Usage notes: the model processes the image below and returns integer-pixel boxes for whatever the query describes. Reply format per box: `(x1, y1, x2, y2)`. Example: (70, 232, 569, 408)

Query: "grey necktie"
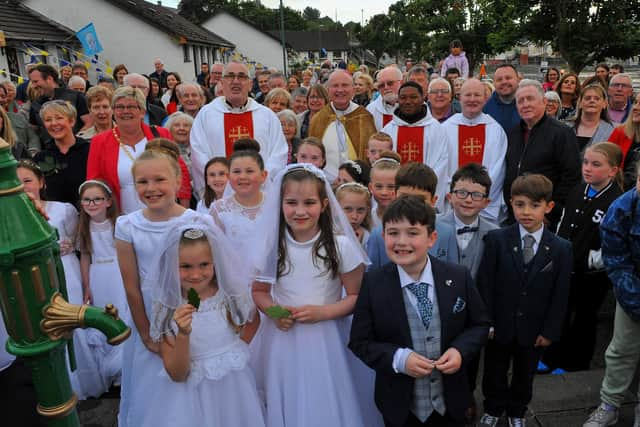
(523, 234, 536, 264)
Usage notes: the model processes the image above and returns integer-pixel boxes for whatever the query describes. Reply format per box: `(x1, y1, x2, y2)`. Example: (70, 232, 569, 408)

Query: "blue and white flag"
(76, 23, 103, 56)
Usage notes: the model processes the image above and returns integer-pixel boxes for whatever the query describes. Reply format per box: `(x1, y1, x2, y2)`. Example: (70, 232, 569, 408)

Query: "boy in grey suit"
(441, 163, 498, 423)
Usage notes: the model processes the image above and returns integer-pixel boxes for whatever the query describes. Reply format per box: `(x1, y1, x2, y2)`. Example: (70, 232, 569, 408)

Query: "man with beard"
(28, 64, 91, 141)
(382, 81, 449, 211)
(190, 61, 287, 195)
(443, 78, 507, 223)
(309, 69, 376, 182)
(368, 66, 403, 130)
(483, 64, 521, 133)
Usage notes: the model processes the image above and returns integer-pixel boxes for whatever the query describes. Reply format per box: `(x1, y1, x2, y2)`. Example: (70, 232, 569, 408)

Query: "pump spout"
(41, 293, 131, 344)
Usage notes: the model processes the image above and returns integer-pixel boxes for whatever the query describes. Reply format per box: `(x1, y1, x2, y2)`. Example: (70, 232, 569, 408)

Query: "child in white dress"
(114, 148, 206, 427)
(195, 157, 228, 214)
(16, 160, 106, 399)
(145, 224, 264, 427)
(336, 182, 373, 251)
(250, 164, 373, 427)
(77, 179, 130, 388)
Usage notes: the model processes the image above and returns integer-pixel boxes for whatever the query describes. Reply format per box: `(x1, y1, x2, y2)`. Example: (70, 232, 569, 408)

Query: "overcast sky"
(159, 0, 392, 24)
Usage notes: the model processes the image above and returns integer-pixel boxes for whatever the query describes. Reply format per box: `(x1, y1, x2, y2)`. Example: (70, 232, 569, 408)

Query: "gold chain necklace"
(113, 126, 139, 162)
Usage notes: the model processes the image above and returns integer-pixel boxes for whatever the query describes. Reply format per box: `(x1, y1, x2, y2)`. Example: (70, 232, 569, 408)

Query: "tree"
(303, 7, 321, 21)
(178, 0, 238, 24)
(359, 14, 396, 61)
(524, 0, 640, 73)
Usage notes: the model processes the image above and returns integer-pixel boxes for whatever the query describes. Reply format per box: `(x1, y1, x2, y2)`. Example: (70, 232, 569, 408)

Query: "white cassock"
(382, 109, 449, 213)
(366, 96, 397, 131)
(190, 97, 288, 195)
(442, 112, 507, 222)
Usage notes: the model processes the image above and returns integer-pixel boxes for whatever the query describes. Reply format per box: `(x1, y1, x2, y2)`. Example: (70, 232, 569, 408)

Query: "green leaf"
(187, 288, 200, 310)
(265, 305, 292, 319)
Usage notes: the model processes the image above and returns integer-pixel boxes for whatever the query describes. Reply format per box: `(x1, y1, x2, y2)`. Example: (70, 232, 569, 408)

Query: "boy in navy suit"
(368, 163, 459, 269)
(350, 196, 489, 427)
(477, 174, 572, 427)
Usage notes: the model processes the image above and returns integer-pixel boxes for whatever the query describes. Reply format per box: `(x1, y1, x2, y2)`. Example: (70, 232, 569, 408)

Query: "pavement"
(77, 291, 639, 427)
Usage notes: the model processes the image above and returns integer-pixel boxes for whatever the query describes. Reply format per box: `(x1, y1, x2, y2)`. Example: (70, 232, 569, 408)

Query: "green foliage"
(187, 288, 200, 310)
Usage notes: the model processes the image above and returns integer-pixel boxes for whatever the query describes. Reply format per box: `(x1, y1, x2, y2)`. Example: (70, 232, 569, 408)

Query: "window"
(183, 45, 191, 62)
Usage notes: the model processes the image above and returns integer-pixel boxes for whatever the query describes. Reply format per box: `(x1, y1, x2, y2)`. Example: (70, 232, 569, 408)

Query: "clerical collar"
(461, 113, 484, 125)
(331, 102, 357, 117)
(225, 99, 250, 113)
(395, 105, 428, 124)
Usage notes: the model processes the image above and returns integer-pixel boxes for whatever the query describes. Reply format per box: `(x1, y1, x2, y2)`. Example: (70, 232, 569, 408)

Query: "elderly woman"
(165, 111, 194, 171)
(353, 73, 374, 106)
(555, 72, 581, 121)
(33, 100, 89, 205)
(571, 84, 614, 152)
(299, 83, 329, 139)
(278, 109, 301, 164)
(544, 91, 562, 119)
(265, 88, 292, 114)
(113, 64, 129, 87)
(86, 86, 174, 213)
(77, 86, 115, 140)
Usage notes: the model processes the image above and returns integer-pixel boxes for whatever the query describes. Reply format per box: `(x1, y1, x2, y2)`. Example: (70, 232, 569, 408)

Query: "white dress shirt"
(519, 224, 544, 256)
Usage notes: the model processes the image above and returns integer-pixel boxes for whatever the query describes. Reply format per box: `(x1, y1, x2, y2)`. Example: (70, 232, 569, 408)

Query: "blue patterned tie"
(406, 282, 433, 329)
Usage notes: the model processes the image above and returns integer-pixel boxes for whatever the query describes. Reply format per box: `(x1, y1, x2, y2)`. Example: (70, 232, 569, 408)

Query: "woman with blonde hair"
(265, 88, 292, 114)
(353, 73, 374, 106)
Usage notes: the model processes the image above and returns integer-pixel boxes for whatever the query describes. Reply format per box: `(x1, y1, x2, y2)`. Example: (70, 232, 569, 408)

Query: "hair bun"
(233, 138, 261, 153)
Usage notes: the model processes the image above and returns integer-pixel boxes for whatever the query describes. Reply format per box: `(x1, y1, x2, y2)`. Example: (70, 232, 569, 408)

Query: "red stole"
(458, 124, 486, 166)
(223, 112, 254, 157)
(396, 126, 425, 164)
(383, 114, 392, 127)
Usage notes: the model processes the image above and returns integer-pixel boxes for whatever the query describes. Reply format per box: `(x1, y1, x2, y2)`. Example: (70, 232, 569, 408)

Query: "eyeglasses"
(308, 95, 324, 100)
(610, 83, 631, 89)
(378, 80, 400, 88)
(223, 73, 249, 81)
(429, 89, 450, 95)
(80, 197, 107, 206)
(451, 190, 487, 201)
(113, 105, 140, 112)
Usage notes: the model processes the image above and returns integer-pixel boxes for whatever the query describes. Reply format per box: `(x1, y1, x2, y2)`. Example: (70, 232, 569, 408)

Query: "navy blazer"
(476, 224, 572, 346)
(349, 257, 489, 426)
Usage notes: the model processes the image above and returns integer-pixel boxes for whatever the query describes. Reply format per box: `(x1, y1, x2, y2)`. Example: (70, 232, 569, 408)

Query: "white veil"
(250, 163, 369, 285)
(149, 216, 255, 342)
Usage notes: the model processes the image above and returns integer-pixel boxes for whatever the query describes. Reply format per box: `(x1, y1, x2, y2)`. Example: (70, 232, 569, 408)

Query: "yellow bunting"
(17, 77, 24, 84)
(106, 66, 113, 74)
(105, 60, 110, 66)
(40, 50, 49, 57)
(84, 61, 91, 69)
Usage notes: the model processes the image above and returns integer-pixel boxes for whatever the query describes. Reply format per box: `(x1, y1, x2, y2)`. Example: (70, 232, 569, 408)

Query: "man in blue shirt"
(483, 64, 521, 133)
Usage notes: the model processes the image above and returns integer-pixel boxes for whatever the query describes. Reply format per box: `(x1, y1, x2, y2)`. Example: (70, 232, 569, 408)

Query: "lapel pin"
(544, 245, 550, 251)
(445, 279, 453, 287)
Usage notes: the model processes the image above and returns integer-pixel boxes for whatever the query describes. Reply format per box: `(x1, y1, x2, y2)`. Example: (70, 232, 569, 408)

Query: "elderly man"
(122, 73, 167, 126)
(68, 76, 87, 94)
(150, 58, 168, 90)
(28, 64, 91, 140)
(608, 73, 634, 124)
(268, 72, 287, 91)
(443, 78, 507, 222)
(291, 87, 308, 114)
(177, 83, 205, 118)
(367, 66, 403, 130)
(381, 81, 448, 211)
(190, 61, 287, 195)
(309, 69, 375, 181)
(504, 79, 580, 227)
(428, 78, 458, 123)
(206, 62, 224, 100)
(483, 64, 521, 133)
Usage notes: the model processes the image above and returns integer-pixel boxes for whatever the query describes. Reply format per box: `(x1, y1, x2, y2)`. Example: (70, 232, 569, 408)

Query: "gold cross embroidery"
(400, 141, 421, 162)
(462, 137, 482, 156)
(228, 125, 251, 143)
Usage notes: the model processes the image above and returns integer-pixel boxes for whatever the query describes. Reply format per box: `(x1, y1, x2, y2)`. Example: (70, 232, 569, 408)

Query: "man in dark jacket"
(483, 64, 521, 133)
(503, 79, 581, 228)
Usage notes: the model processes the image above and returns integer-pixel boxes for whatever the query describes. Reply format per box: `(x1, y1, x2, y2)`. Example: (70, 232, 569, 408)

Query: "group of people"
(0, 50, 639, 427)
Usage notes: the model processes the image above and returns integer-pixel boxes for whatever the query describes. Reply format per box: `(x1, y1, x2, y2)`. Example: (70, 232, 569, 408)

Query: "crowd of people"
(1, 38, 640, 427)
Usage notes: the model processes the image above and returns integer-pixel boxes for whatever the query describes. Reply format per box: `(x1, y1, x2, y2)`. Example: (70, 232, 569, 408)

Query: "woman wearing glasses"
(33, 100, 90, 205)
(87, 86, 174, 213)
(298, 84, 329, 139)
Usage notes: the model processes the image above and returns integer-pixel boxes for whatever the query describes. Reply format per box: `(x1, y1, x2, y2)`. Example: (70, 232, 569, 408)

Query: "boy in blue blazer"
(368, 163, 459, 269)
(477, 174, 572, 427)
(350, 196, 489, 427)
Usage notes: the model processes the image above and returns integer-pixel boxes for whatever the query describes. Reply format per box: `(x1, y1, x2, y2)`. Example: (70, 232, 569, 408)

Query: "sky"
(158, 0, 392, 24)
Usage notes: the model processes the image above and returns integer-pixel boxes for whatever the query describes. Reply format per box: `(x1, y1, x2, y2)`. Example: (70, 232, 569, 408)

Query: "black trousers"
(0, 358, 45, 427)
(388, 411, 463, 427)
(542, 271, 611, 371)
(482, 339, 542, 418)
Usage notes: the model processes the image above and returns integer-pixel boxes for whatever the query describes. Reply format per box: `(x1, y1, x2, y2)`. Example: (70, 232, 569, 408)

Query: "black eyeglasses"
(80, 197, 107, 206)
(223, 73, 249, 81)
(451, 190, 487, 201)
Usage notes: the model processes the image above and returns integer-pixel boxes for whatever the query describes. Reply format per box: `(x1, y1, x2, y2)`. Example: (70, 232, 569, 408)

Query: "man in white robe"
(367, 66, 402, 130)
(190, 61, 287, 195)
(381, 81, 449, 213)
(442, 78, 507, 222)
